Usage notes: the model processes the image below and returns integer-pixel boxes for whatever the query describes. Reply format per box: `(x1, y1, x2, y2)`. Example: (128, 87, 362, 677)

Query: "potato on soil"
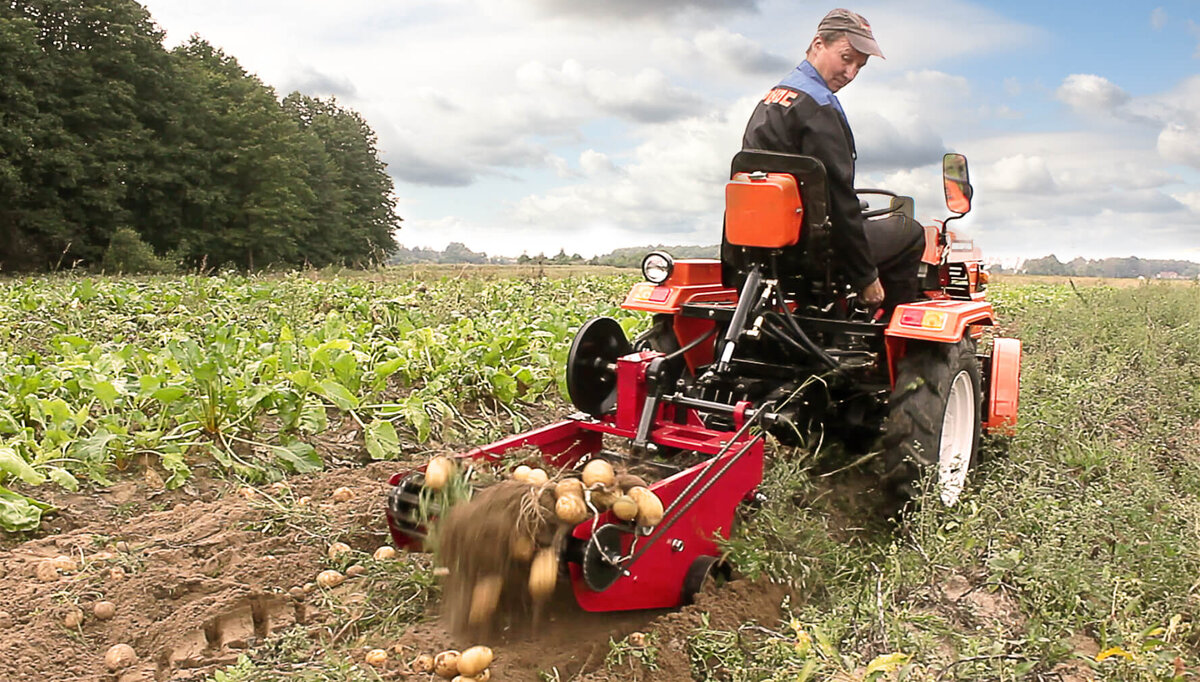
(457, 646, 494, 676)
(529, 547, 558, 600)
(93, 601, 116, 620)
(425, 456, 455, 490)
(434, 650, 461, 678)
(50, 555, 77, 572)
(346, 564, 367, 578)
(582, 459, 615, 487)
(410, 653, 435, 673)
(365, 649, 388, 666)
(373, 546, 397, 560)
(35, 561, 59, 582)
(316, 569, 345, 588)
(104, 643, 137, 671)
(327, 542, 352, 559)
(476, 670, 492, 682)
(331, 486, 354, 502)
(63, 608, 84, 628)
(469, 575, 503, 625)
(629, 631, 648, 648)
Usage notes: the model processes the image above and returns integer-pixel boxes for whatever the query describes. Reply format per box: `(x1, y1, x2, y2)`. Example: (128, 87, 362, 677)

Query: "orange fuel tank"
(725, 172, 803, 249)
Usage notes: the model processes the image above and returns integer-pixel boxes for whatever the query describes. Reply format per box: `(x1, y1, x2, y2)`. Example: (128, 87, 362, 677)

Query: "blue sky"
(139, 0, 1200, 264)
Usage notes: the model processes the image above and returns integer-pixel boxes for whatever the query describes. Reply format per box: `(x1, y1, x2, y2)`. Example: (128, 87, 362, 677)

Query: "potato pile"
(428, 454, 663, 632)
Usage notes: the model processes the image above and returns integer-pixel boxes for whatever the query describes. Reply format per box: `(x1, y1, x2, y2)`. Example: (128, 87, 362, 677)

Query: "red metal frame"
(386, 350, 764, 613)
(984, 337, 1022, 434)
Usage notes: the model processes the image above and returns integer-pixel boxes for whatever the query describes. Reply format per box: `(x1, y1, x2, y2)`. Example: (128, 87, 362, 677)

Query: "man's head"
(806, 8, 882, 93)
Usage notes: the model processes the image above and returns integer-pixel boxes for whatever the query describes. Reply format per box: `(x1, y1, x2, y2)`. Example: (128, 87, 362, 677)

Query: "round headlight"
(641, 251, 674, 284)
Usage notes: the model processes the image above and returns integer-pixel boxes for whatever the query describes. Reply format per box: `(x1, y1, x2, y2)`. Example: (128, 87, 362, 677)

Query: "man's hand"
(860, 278, 885, 306)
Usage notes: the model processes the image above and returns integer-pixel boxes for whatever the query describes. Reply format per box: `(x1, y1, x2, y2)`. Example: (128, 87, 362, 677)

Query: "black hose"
(663, 327, 717, 362)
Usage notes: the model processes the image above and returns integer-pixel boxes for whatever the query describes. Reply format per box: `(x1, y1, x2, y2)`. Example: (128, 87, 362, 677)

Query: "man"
(743, 9, 922, 311)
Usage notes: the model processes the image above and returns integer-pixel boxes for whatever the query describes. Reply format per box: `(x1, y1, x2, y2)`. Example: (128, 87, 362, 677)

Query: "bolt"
(669, 539, 685, 552)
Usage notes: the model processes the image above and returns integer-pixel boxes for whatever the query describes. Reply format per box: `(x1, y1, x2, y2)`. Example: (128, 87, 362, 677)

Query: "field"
(0, 268, 1197, 681)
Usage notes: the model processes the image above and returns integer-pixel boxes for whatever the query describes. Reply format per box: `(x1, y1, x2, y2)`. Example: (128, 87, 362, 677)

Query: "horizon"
(140, 0, 1200, 261)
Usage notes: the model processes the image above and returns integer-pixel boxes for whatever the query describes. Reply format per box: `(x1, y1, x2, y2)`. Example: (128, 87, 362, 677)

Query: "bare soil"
(0, 456, 789, 681)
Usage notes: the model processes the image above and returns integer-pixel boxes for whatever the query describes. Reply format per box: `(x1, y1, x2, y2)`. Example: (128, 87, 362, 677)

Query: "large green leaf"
(0, 486, 51, 532)
(271, 441, 323, 473)
(317, 379, 359, 410)
(365, 419, 399, 460)
(0, 447, 45, 485)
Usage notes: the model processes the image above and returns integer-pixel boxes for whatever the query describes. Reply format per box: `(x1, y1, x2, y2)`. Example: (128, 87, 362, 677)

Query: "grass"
(701, 282, 1200, 680)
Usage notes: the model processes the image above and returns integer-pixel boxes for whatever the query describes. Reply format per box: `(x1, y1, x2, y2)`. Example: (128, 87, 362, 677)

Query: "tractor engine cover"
(725, 171, 804, 249)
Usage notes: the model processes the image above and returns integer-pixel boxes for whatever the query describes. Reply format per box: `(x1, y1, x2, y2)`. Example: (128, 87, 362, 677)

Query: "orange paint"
(725, 172, 804, 249)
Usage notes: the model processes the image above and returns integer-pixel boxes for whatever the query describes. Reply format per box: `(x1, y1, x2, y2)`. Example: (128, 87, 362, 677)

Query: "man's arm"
(793, 103, 878, 291)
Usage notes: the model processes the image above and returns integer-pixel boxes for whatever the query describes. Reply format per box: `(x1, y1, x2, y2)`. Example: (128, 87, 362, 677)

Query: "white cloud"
(988, 154, 1057, 194)
(1151, 7, 1167, 30)
(579, 150, 618, 177)
(1158, 124, 1200, 168)
(1056, 74, 1131, 113)
(525, 0, 758, 22)
(691, 29, 792, 75)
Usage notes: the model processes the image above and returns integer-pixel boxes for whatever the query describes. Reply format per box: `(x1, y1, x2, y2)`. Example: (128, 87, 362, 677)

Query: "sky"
(138, 0, 1200, 264)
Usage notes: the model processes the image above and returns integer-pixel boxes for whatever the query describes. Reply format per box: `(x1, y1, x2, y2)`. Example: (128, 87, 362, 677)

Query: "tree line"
(0, 0, 400, 273)
(1015, 255, 1199, 279)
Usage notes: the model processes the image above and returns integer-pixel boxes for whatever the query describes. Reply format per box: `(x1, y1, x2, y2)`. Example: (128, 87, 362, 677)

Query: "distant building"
(1155, 271, 1181, 280)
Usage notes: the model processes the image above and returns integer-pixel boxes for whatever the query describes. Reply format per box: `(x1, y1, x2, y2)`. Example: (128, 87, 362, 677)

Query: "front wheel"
(880, 338, 983, 508)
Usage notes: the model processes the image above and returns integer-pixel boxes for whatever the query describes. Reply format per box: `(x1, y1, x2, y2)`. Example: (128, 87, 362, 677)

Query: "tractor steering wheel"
(855, 189, 902, 219)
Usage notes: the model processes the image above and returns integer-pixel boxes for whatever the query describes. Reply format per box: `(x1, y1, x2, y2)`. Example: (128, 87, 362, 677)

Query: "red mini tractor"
(386, 151, 1021, 613)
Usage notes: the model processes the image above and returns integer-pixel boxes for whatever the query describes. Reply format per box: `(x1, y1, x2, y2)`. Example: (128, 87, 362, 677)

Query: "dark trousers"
(864, 214, 925, 312)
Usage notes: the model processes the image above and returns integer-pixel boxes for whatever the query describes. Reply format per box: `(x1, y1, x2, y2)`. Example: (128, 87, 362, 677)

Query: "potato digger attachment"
(385, 151, 1022, 615)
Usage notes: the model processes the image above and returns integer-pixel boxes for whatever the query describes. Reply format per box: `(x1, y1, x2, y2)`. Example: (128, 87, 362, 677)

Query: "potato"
(107, 566, 126, 582)
(0, 611, 12, 629)
(327, 542, 352, 560)
(476, 669, 492, 682)
(611, 495, 638, 521)
(627, 487, 664, 526)
(629, 631, 647, 648)
(555, 493, 589, 525)
(529, 548, 558, 600)
(452, 676, 479, 682)
(346, 564, 367, 578)
(588, 486, 619, 510)
(93, 601, 116, 620)
(297, 495, 312, 506)
(425, 456, 455, 490)
(555, 477, 584, 500)
(469, 575, 503, 625)
(526, 467, 549, 486)
(331, 486, 354, 502)
(373, 546, 397, 561)
(433, 650, 461, 679)
(63, 608, 84, 628)
(509, 533, 535, 562)
(316, 569, 345, 588)
(457, 645, 494, 676)
(512, 464, 532, 482)
(365, 649, 388, 666)
(50, 555, 77, 572)
(410, 653, 435, 673)
(35, 561, 59, 582)
(104, 643, 137, 672)
(582, 459, 615, 488)
(615, 473, 650, 491)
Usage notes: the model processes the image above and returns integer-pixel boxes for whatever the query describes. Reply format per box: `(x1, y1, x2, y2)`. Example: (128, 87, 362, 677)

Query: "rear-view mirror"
(943, 153, 972, 215)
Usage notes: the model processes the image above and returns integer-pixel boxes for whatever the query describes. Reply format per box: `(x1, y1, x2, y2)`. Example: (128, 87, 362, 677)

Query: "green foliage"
(0, 0, 398, 272)
(101, 227, 172, 274)
(707, 281, 1200, 679)
(0, 270, 641, 530)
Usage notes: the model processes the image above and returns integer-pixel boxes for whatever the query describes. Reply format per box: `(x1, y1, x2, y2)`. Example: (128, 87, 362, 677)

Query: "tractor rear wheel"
(880, 337, 982, 509)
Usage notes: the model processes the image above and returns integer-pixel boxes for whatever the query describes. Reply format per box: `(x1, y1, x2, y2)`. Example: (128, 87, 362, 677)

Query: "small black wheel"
(880, 338, 983, 509)
(681, 555, 730, 605)
(566, 317, 632, 416)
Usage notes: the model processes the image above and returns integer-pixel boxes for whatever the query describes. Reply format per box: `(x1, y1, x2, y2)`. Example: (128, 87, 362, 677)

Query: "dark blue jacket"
(742, 61, 877, 289)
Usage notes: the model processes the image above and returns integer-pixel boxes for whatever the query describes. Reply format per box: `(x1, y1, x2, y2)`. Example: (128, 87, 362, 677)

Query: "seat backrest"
(723, 150, 832, 296)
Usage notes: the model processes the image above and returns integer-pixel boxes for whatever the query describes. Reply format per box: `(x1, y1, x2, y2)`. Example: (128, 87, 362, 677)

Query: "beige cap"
(817, 8, 884, 59)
